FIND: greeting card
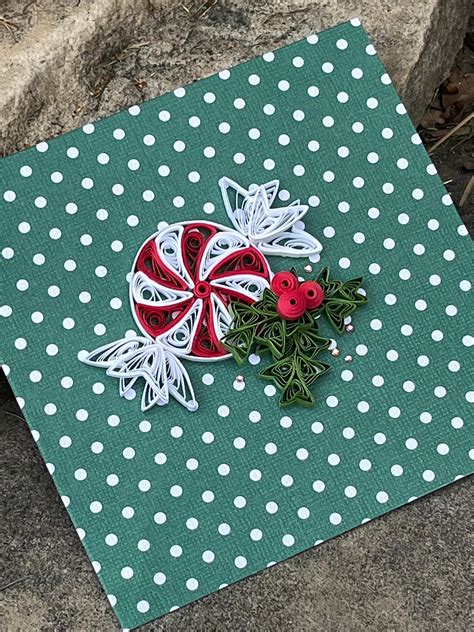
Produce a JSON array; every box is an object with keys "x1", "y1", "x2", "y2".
[{"x1": 1, "y1": 19, "x2": 472, "y2": 630}]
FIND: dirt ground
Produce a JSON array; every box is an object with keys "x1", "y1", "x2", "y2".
[{"x1": 419, "y1": 29, "x2": 474, "y2": 231}]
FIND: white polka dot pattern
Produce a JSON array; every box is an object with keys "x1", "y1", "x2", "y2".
[{"x1": 0, "y1": 20, "x2": 471, "y2": 629}]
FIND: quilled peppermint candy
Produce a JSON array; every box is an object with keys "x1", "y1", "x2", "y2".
[{"x1": 130, "y1": 221, "x2": 271, "y2": 360}]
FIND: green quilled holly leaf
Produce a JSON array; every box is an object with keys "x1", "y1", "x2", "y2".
[
  {"x1": 223, "y1": 267, "x2": 367, "y2": 407},
  {"x1": 260, "y1": 354, "x2": 330, "y2": 406},
  {"x1": 312, "y1": 267, "x2": 368, "y2": 333}
]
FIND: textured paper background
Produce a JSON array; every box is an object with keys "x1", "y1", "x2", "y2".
[{"x1": 1, "y1": 20, "x2": 472, "y2": 630}]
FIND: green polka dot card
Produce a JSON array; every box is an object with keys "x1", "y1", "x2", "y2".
[{"x1": 1, "y1": 19, "x2": 472, "y2": 630}]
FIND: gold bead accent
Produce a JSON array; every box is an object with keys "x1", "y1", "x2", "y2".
[
  {"x1": 304, "y1": 264, "x2": 313, "y2": 273},
  {"x1": 344, "y1": 355, "x2": 353, "y2": 362},
  {"x1": 345, "y1": 324, "x2": 355, "y2": 333},
  {"x1": 236, "y1": 374, "x2": 245, "y2": 382},
  {"x1": 330, "y1": 348, "x2": 340, "y2": 357}
]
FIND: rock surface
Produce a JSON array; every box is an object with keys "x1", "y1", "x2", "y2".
[{"x1": 0, "y1": 0, "x2": 470, "y2": 154}]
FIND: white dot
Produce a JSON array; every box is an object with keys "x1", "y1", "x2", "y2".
[
  {"x1": 138, "y1": 479, "x2": 151, "y2": 492},
  {"x1": 405, "y1": 438, "x2": 418, "y2": 450},
  {"x1": 313, "y1": 480, "x2": 325, "y2": 492},
  {"x1": 123, "y1": 447, "x2": 135, "y2": 459},
  {"x1": 351, "y1": 67, "x2": 363, "y2": 79},
  {"x1": 422, "y1": 470, "x2": 435, "y2": 482},
  {"x1": 16, "y1": 279, "x2": 29, "y2": 291},
  {"x1": 366, "y1": 151, "x2": 379, "y2": 164},
  {"x1": 122, "y1": 506, "x2": 134, "y2": 519},
  {"x1": 431, "y1": 330, "x2": 444, "y2": 342},
  {"x1": 20, "y1": 165, "x2": 32, "y2": 176},
  {"x1": 368, "y1": 207, "x2": 379, "y2": 219},
  {"x1": 202, "y1": 432, "x2": 214, "y2": 444},
  {"x1": 31, "y1": 311, "x2": 44, "y2": 323},
  {"x1": 34, "y1": 196, "x2": 47, "y2": 208},
  {"x1": 372, "y1": 375, "x2": 385, "y2": 387},
  {"x1": 112, "y1": 183, "x2": 124, "y2": 196},
  {"x1": 244, "y1": 467, "x2": 260, "y2": 484},
  {"x1": 329, "y1": 512, "x2": 342, "y2": 525},
  {"x1": 188, "y1": 115, "x2": 201, "y2": 128},
  {"x1": 218, "y1": 405, "x2": 229, "y2": 418},
  {"x1": 93, "y1": 323, "x2": 106, "y2": 336},
  {"x1": 359, "y1": 459, "x2": 372, "y2": 472},
  {"x1": 352, "y1": 177, "x2": 365, "y2": 189},
  {"x1": 322, "y1": 116, "x2": 334, "y2": 128},
  {"x1": 412, "y1": 188, "x2": 424, "y2": 200},
  {"x1": 370, "y1": 319, "x2": 382, "y2": 331},
  {"x1": 105, "y1": 533, "x2": 118, "y2": 546},
  {"x1": 265, "y1": 442, "x2": 277, "y2": 455},
  {"x1": 248, "y1": 128, "x2": 261, "y2": 140},
  {"x1": 60, "y1": 376, "x2": 73, "y2": 389},
  {"x1": 434, "y1": 386, "x2": 447, "y2": 398},
  {"x1": 293, "y1": 109, "x2": 305, "y2": 122},
  {"x1": 263, "y1": 103, "x2": 275, "y2": 115},
  {"x1": 15, "y1": 338, "x2": 27, "y2": 350},
  {"x1": 345, "y1": 486, "x2": 357, "y2": 498},
  {"x1": 382, "y1": 127, "x2": 394, "y2": 139},
  {"x1": 36, "y1": 141, "x2": 49, "y2": 152},
  {"x1": 89, "y1": 501, "x2": 102, "y2": 513},
  {"x1": 389, "y1": 406, "x2": 401, "y2": 419},
  {"x1": 18, "y1": 221, "x2": 31, "y2": 235},
  {"x1": 218, "y1": 122, "x2": 230, "y2": 134},
  {"x1": 382, "y1": 182, "x2": 394, "y2": 194},
  {"x1": 437, "y1": 443, "x2": 449, "y2": 455},
  {"x1": 296, "y1": 448, "x2": 309, "y2": 461},
  {"x1": 443, "y1": 249, "x2": 455, "y2": 261},
  {"x1": 135, "y1": 538, "x2": 150, "y2": 553},
  {"x1": 367, "y1": 97, "x2": 378, "y2": 109},
  {"x1": 374, "y1": 432, "x2": 386, "y2": 445},
  {"x1": 328, "y1": 453, "x2": 340, "y2": 465},
  {"x1": 137, "y1": 601, "x2": 149, "y2": 613},
  {"x1": 445, "y1": 304, "x2": 458, "y2": 317},
  {"x1": 250, "y1": 528, "x2": 263, "y2": 540},
  {"x1": 310, "y1": 422, "x2": 324, "y2": 435},
  {"x1": 336, "y1": 91, "x2": 349, "y2": 104},
  {"x1": 218, "y1": 523, "x2": 231, "y2": 535},
  {"x1": 376, "y1": 491, "x2": 389, "y2": 504},
  {"x1": 46, "y1": 344, "x2": 58, "y2": 356},
  {"x1": 170, "y1": 485, "x2": 183, "y2": 498},
  {"x1": 356, "y1": 344, "x2": 368, "y2": 356},
  {"x1": 369, "y1": 263, "x2": 381, "y2": 274},
  {"x1": 264, "y1": 385, "x2": 276, "y2": 396},
  {"x1": 266, "y1": 501, "x2": 278, "y2": 514},
  {"x1": 338, "y1": 257, "x2": 351, "y2": 269},
  {"x1": 451, "y1": 417, "x2": 463, "y2": 429}
]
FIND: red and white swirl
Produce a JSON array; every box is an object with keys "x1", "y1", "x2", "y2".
[{"x1": 130, "y1": 221, "x2": 271, "y2": 361}]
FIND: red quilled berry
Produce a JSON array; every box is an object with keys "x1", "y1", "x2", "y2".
[
  {"x1": 277, "y1": 290, "x2": 307, "y2": 320},
  {"x1": 271, "y1": 271, "x2": 299, "y2": 296},
  {"x1": 299, "y1": 280, "x2": 325, "y2": 309}
]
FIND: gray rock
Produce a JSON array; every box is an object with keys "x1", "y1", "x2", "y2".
[{"x1": 0, "y1": 0, "x2": 470, "y2": 154}]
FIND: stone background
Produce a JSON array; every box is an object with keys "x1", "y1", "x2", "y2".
[{"x1": 1, "y1": 1, "x2": 472, "y2": 630}]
